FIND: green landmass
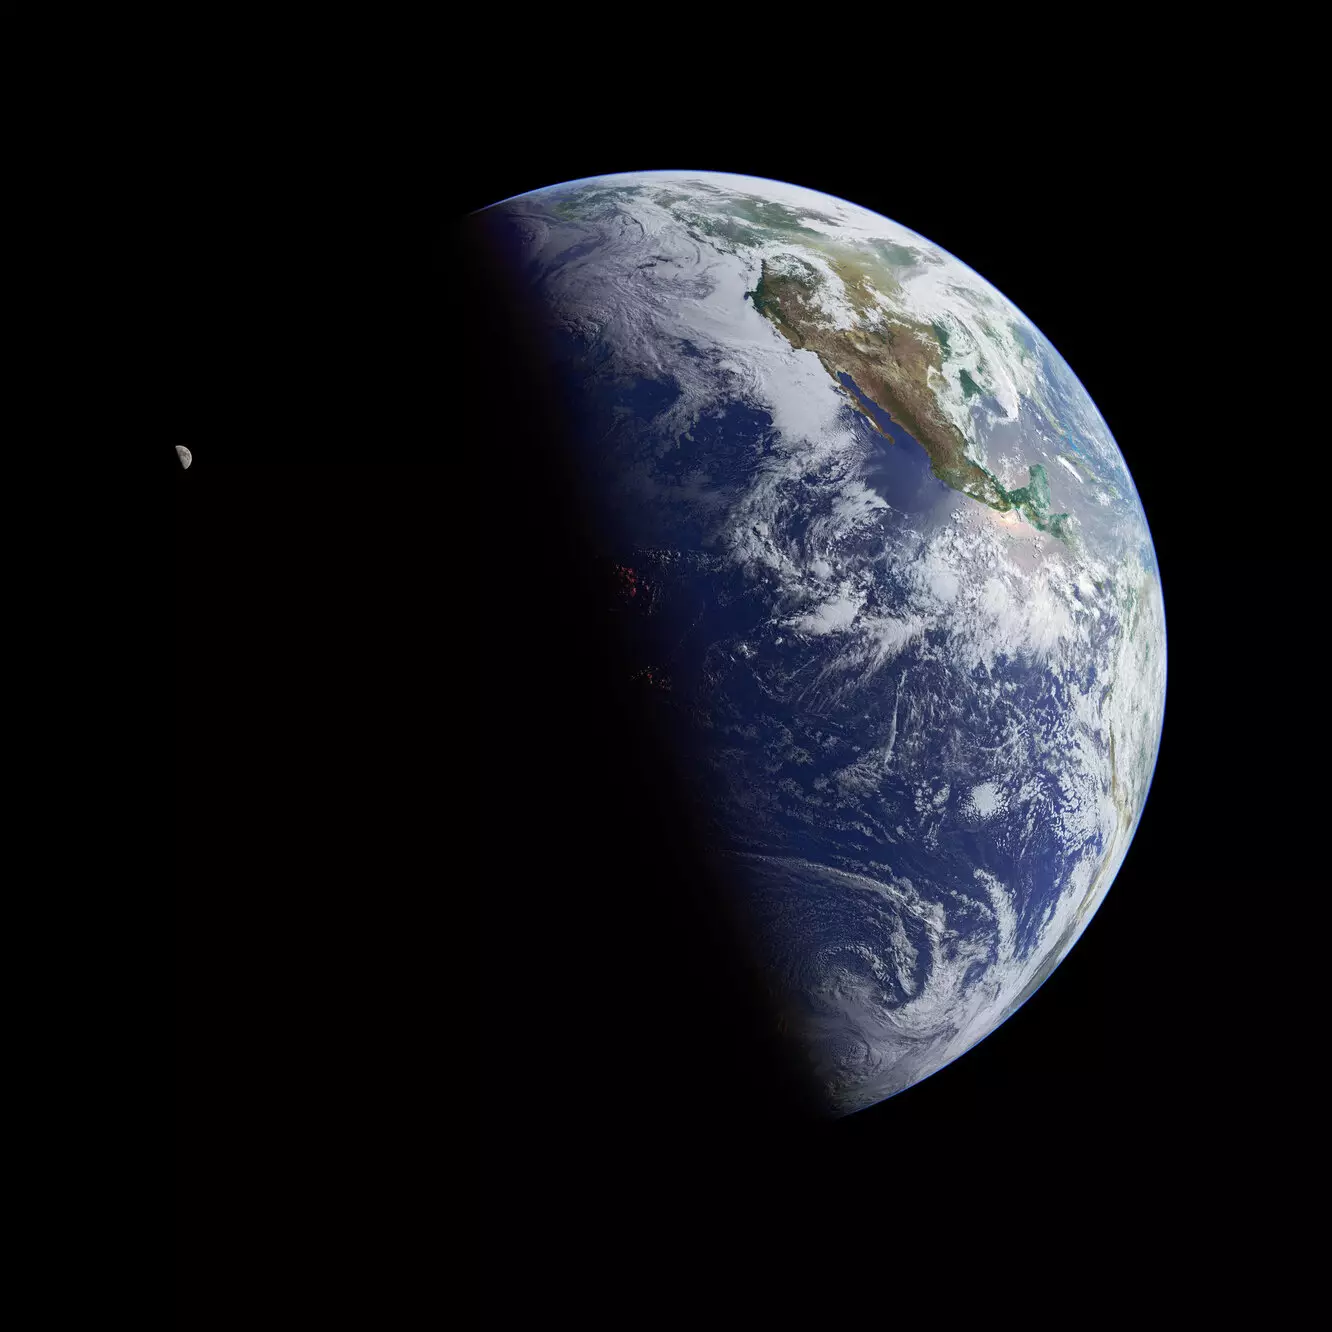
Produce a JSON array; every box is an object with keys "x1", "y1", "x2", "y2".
[
  {"x1": 750, "y1": 257, "x2": 1071, "y2": 538},
  {"x1": 553, "y1": 183, "x2": 1073, "y2": 541}
]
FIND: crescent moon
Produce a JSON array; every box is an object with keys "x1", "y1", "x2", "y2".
[{"x1": 176, "y1": 446, "x2": 192, "y2": 470}]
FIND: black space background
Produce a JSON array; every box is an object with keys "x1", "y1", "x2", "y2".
[{"x1": 175, "y1": 98, "x2": 1278, "y2": 1296}]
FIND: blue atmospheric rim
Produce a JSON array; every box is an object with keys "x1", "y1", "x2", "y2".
[{"x1": 474, "y1": 167, "x2": 1168, "y2": 1113}]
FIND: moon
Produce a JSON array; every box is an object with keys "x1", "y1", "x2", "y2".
[{"x1": 177, "y1": 446, "x2": 192, "y2": 470}]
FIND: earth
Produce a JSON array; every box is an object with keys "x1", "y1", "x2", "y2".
[{"x1": 467, "y1": 171, "x2": 1167, "y2": 1116}]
